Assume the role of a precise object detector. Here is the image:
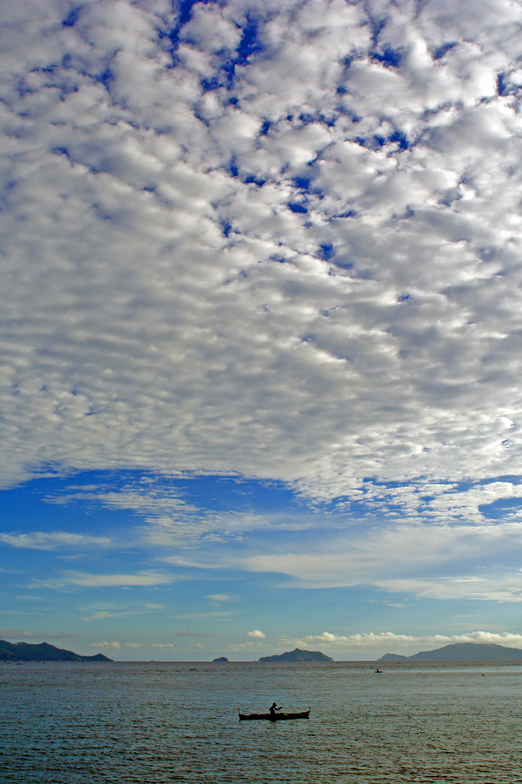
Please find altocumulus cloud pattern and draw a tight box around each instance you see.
[2,0,522,514]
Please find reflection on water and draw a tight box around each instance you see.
[1,660,522,783]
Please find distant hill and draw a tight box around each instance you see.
[212,657,229,662]
[379,652,408,661]
[0,640,113,662]
[379,642,522,662]
[259,647,333,662]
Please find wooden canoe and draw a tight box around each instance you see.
[238,708,310,721]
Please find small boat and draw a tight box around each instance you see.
[374,668,382,673]
[238,707,310,721]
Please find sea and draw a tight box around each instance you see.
[2,660,522,784]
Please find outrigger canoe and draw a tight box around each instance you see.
[238,707,310,721]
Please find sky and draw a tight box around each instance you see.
[2,0,522,661]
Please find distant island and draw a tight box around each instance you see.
[379,642,522,662]
[0,640,113,662]
[212,656,229,662]
[259,647,332,662]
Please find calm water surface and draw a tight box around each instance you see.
[2,661,522,783]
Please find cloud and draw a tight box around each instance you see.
[0,0,522,510]
[47,486,195,515]
[243,520,522,599]
[0,532,112,550]
[81,611,135,621]
[71,570,173,587]
[34,570,175,589]
[0,628,72,640]
[162,556,215,569]
[375,574,522,604]
[301,630,522,652]
[247,629,266,638]
[81,601,166,620]
[229,641,270,652]
[46,480,274,545]
[88,641,121,649]
[206,593,233,602]
[172,611,236,620]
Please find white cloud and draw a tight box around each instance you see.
[35,570,175,589]
[45,481,276,545]
[81,601,165,620]
[243,520,522,600]
[0,0,521,508]
[172,611,236,620]
[88,641,121,649]
[162,556,217,569]
[82,611,134,621]
[301,630,522,652]
[206,593,233,602]
[247,629,266,638]
[376,574,522,604]
[0,532,111,550]
[70,571,173,588]
[0,628,72,640]
[47,487,195,514]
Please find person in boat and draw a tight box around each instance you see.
[269,702,282,717]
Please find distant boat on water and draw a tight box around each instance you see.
[238,707,311,721]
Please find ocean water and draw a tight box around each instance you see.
[2,660,522,783]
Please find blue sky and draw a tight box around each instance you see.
[3,0,522,659]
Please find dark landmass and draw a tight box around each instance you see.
[379,653,408,661]
[258,647,333,662]
[212,657,229,662]
[0,640,113,662]
[379,642,522,662]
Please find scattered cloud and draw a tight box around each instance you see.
[88,641,121,649]
[172,611,236,620]
[0,628,72,640]
[244,520,522,599]
[247,629,266,638]
[301,630,522,652]
[81,601,166,620]
[375,574,522,604]
[46,487,194,514]
[229,642,268,652]
[206,593,234,603]
[81,611,135,621]
[33,570,175,590]
[161,556,219,569]
[0,532,111,550]
[67,570,174,588]
[1,0,522,507]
